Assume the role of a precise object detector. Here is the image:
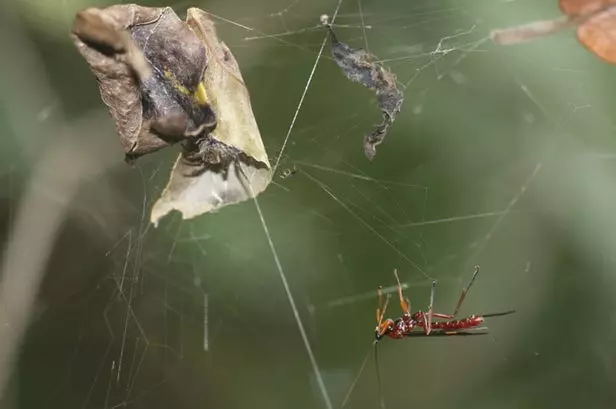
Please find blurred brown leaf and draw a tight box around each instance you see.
[492,1,616,65]
[559,0,615,15]
[560,0,616,64]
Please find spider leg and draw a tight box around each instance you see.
[231,156,251,194]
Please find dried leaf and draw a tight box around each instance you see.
[72,5,271,225]
[492,1,616,65]
[71,5,217,160]
[560,0,616,64]
[559,0,615,15]
[326,25,404,160]
[151,8,271,225]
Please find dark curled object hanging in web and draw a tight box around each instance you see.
[322,15,404,160]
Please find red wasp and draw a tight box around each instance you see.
[375,266,514,340]
[340,266,514,408]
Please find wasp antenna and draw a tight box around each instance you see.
[376,285,383,324]
[483,310,516,318]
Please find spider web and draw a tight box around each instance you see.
[2,0,616,409]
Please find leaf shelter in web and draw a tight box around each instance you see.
[70,5,217,161]
[70,5,271,226]
[323,16,404,160]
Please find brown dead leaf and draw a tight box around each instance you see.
[71,5,208,160]
[560,0,616,64]
[72,5,271,225]
[559,0,616,15]
[150,8,271,225]
[492,1,616,65]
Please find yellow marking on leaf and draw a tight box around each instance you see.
[195,82,208,105]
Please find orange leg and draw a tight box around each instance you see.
[376,318,395,338]
[393,269,411,315]
[376,286,392,328]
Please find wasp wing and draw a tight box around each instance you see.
[403,326,490,337]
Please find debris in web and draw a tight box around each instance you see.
[71,5,271,226]
[491,1,616,65]
[321,14,404,160]
[279,166,298,179]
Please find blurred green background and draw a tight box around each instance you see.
[1,0,616,408]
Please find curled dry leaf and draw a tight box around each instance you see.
[71,5,271,226]
[150,8,271,225]
[324,21,404,160]
[491,0,616,65]
[71,5,216,160]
